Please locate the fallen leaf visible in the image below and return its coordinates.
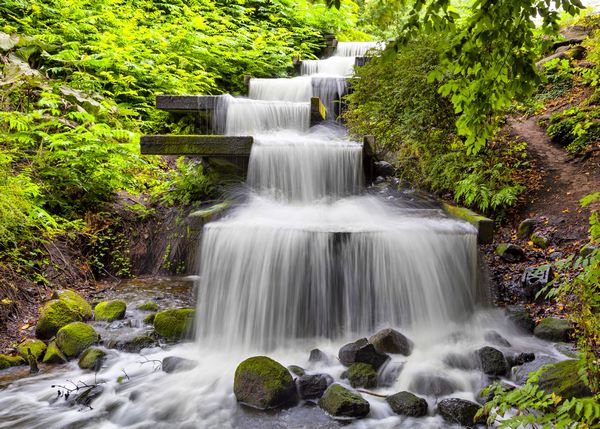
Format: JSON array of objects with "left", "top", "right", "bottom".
[{"left": 20, "top": 323, "right": 30, "bottom": 330}]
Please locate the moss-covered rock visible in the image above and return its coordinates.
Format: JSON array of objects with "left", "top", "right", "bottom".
[
  {"left": 233, "top": 356, "right": 297, "bottom": 409},
  {"left": 538, "top": 360, "right": 592, "bottom": 399},
  {"left": 318, "top": 384, "right": 370, "bottom": 419},
  {"left": 495, "top": 243, "right": 525, "bottom": 262},
  {"left": 94, "top": 300, "right": 127, "bottom": 322},
  {"left": 534, "top": 317, "right": 573, "bottom": 342},
  {"left": 52, "top": 289, "right": 92, "bottom": 319},
  {"left": 153, "top": 308, "right": 195, "bottom": 340},
  {"left": 56, "top": 322, "right": 99, "bottom": 358},
  {"left": 477, "top": 346, "right": 508, "bottom": 376},
  {"left": 438, "top": 398, "right": 484, "bottom": 426},
  {"left": 342, "top": 363, "right": 378, "bottom": 388},
  {"left": 0, "top": 354, "right": 25, "bottom": 370},
  {"left": 35, "top": 299, "right": 82, "bottom": 340},
  {"left": 78, "top": 347, "right": 106, "bottom": 371},
  {"left": 106, "top": 335, "right": 157, "bottom": 353},
  {"left": 505, "top": 305, "right": 534, "bottom": 333},
  {"left": 42, "top": 341, "right": 67, "bottom": 364},
  {"left": 531, "top": 233, "right": 549, "bottom": 249},
  {"left": 17, "top": 339, "right": 46, "bottom": 361},
  {"left": 288, "top": 365, "right": 305, "bottom": 377},
  {"left": 136, "top": 302, "right": 158, "bottom": 312},
  {"left": 386, "top": 391, "right": 428, "bottom": 417},
  {"left": 369, "top": 328, "right": 413, "bottom": 356},
  {"left": 143, "top": 313, "right": 156, "bottom": 325},
  {"left": 517, "top": 218, "right": 537, "bottom": 239}
]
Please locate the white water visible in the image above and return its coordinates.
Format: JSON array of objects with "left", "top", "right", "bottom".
[{"left": 0, "top": 40, "right": 565, "bottom": 429}]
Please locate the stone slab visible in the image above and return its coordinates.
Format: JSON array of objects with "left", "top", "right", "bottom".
[{"left": 140, "top": 135, "right": 253, "bottom": 156}]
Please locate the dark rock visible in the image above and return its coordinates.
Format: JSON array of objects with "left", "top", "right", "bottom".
[
  {"left": 318, "top": 384, "right": 370, "bottom": 419},
  {"left": 297, "top": 373, "right": 333, "bottom": 400},
  {"left": 558, "top": 25, "right": 592, "bottom": 46},
  {"left": 409, "top": 374, "right": 456, "bottom": 396},
  {"left": 580, "top": 244, "right": 598, "bottom": 258},
  {"left": 386, "top": 391, "right": 428, "bottom": 417},
  {"left": 309, "top": 348, "right": 328, "bottom": 363},
  {"left": 537, "top": 51, "right": 569, "bottom": 68},
  {"left": 288, "top": 365, "right": 305, "bottom": 377},
  {"left": 437, "top": 398, "right": 484, "bottom": 427},
  {"left": 369, "top": 328, "right": 413, "bottom": 356},
  {"left": 341, "top": 363, "right": 378, "bottom": 388},
  {"left": 477, "top": 346, "right": 508, "bottom": 376},
  {"left": 513, "top": 355, "right": 559, "bottom": 384},
  {"left": 548, "top": 252, "right": 564, "bottom": 261},
  {"left": 444, "top": 353, "right": 478, "bottom": 370},
  {"left": 531, "top": 233, "right": 549, "bottom": 249},
  {"left": 578, "top": 60, "right": 595, "bottom": 69},
  {"left": 162, "top": 356, "right": 198, "bottom": 374},
  {"left": 233, "top": 356, "right": 297, "bottom": 410},
  {"left": 521, "top": 264, "right": 553, "bottom": 300},
  {"left": 484, "top": 330, "right": 511, "bottom": 348},
  {"left": 567, "top": 45, "right": 587, "bottom": 59},
  {"left": 534, "top": 317, "right": 573, "bottom": 342},
  {"left": 338, "top": 338, "right": 389, "bottom": 369},
  {"left": 538, "top": 360, "right": 592, "bottom": 399},
  {"left": 517, "top": 218, "right": 537, "bottom": 238},
  {"left": 505, "top": 305, "right": 534, "bottom": 333},
  {"left": 506, "top": 352, "right": 535, "bottom": 368},
  {"left": 374, "top": 161, "right": 394, "bottom": 177},
  {"left": 106, "top": 335, "right": 157, "bottom": 353},
  {"left": 495, "top": 243, "right": 525, "bottom": 262},
  {"left": 71, "top": 385, "right": 104, "bottom": 408},
  {"left": 379, "top": 362, "right": 404, "bottom": 387}
]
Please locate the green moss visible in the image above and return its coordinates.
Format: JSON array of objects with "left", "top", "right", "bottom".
[
  {"left": 136, "top": 302, "right": 158, "bottom": 312},
  {"left": 78, "top": 347, "right": 106, "bottom": 371},
  {"left": 56, "top": 322, "right": 99, "bottom": 358},
  {"left": 143, "top": 313, "right": 156, "bottom": 324},
  {"left": 35, "top": 299, "right": 82, "bottom": 340},
  {"left": 94, "top": 300, "right": 127, "bottom": 322},
  {"left": 153, "top": 308, "right": 195, "bottom": 340},
  {"left": 538, "top": 360, "right": 592, "bottom": 399},
  {"left": 52, "top": 289, "right": 92, "bottom": 319},
  {"left": 42, "top": 341, "right": 67, "bottom": 364},
  {"left": 318, "top": 384, "right": 370, "bottom": 419},
  {"left": 288, "top": 365, "right": 305, "bottom": 377},
  {"left": 534, "top": 317, "right": 573, "bottom": 342},
  {"left": 17, "top": 339, "right": 46, "bottom": 361},
  {"left": 342, "top": 363, "right": 378, "bottom": 388},
  {"left": 0, "top": 354, "right": 25, "bottom": 370}
]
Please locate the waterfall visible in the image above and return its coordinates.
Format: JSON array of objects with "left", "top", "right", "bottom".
[{"left": 334, "top": 41, "right": 382, "bottom": 57}]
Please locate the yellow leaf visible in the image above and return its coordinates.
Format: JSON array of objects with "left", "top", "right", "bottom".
[
  {"left": 0, "top": 298, "right": 12, "bottom": 305},
  {"left": 528, "top": 241, "right": 534, "bottom": 246},
  {"left": 562, "top": 208, "right": 570, "bottom": 213},
  {"left": 20, "top": 324, "right": 30, "bottom": 330}
]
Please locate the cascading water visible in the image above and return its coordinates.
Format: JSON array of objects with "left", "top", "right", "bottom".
[{"left": 0, "top": 41, "right": 567, "bottom": 429}]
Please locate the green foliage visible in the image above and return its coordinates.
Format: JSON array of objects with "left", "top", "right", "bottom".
[
  {"left": 344, "top": 36, "right": 525, "bottom": 214},
  {"left": 546, "top": 105, "right": 600, "bottom": 154},
  {"left": 159, "top": 158, "right": 216, "bottom": 207}
]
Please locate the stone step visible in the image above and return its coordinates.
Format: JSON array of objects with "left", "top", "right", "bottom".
[
  {"left": 442, "top": 203, "right": 494, "bottom": 244},
  {"left": 140, "top": 135, "right": 253, "bottom": 156}
]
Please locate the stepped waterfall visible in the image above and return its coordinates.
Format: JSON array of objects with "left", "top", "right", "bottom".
[{"left": 0, "top": 42, "right": 558, "bottom": 429}]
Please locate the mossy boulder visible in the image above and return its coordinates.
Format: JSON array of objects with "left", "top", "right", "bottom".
[
  {"left": 17, "top": 339, "right": 46, "bottom": 361},
  {"left": 136, "top": 302, "right": 158, "bottom": 312},
  {"left": 35, "top": 299, "right": 82, "bottom": 339},
  {"left": 56, "top": 322, "right": 99, "bottom": 358},
  {"left": 495, "top": 243, "right": 525, "bottom": 262},
  {"left": 42, "top": 341, "right": 67, "bottom": 364},
  {"left": 338, "top": 338, "right": 389, "bottom": 369},
  {"left": 386, "top": 391, "right": 428, "bottom": 417},
  {"left": 0, "top": 354, "right": 25, "bottom": 370},
  {"left": 477, "top": 346, "right": 508, "bottom": 376},
  {"left": 342, "top": 363, "right": 378, "bottom": 388},
  {"left": 233, "top": 356, "right": 297, "bottom": 409},
  {"left": 106, "top": 335, "right": 157, "bottom": 353},
  {"left": 52, "top": 289, "right": 92, "bottom": 319},
  {"left": 505, "top": 305, "right": 534, "bottom": 333},
  {"left": 288, "top": 365, "right": 305, "bottom": 377},
  {"left": 94, "top": 300, "right": 127, "bottom": 322},
  {"left": 517, "top": 218, "right": 537, "bottom": 239},
  {"left": 143, "top": 313, "right": 156, "bottom": 325},
  {"left": 538, "top": 360, "right": 592, "bottom": 399},
  {"left": 318, "top": 384, "right": 370, "bottom": 419},
  {"left": 153, "top": 308, "right": 195, "bottom": 340},
  {"left": 78, "top": 347, "right": 106, "bottom": 371},
  {"left": 534, "top": 317, "right": 573, "bottom": 342},
  {"left": 531, "top": 233, "right": 549, "bottom": 249}
]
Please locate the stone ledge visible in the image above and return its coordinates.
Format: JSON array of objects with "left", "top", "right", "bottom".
[
  {"left": 443, "top": 203, "right": 494, "bottom": 244},
  {"left": 140, "top": 135, "right": 253, "bottom": 155}
]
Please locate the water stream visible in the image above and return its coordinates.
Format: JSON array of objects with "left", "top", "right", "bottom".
[{"left": 0, "top": 42, "right": 569, "bottom": 429}]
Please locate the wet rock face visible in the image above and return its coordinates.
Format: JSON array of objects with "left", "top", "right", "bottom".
[
  {"left": 106, "top": 335, "right": 157, "bottom": 353},
  {"left": 444, "top": 352, "right": 478, "bottom": 370},
  {"left": 513, "top": 355, "right": 559, "bottom": 385},
  {"left": 16, "top": 339, "right": 46, "bottom": 361},
  {"left": 484, "top": 330, "right": 511, "bottom": 348},
  {"left": 534, "top": 317, "right": 573, "bottom": 342},
  {"left": 505, "top": 305, "right": 534, "bottom": 333},
  {"left": 341, "top": 362, "right": 378, "bottom": 389},
  {"left": 162, "top": 356, "right": 198, "bottom": 374},
  {"left": 506, "top": 352, "right": 535, "bottom": 369},
  {"left": 78, "top": 347, "right": 106, "bottom": 371},
  {"left": 233, "top": 356, "right": 297, "bottom": 410},
  {"left": 477, "top": 346, "right": 508, "bottom": 377},
  {"left": 369, "top": 328, "right": 413, "bottom": 356},
  {"left": 374, "top": 161, "right": 395, "bottom": 178},
  {"left": 318, "top": 384, "right": 370, "bottom": 420},
  {"left": 517, "top": 218, "right": 537, "bottom": 239},
  {"left": 338, "top": 338, "right": 389, "bottom": 369},
  {"left": 153, "top": 308, "right": 195, "bottom": 341},
  {"left": 437, "top": 398, "right": 483, "bottom": 427},
  {"left": 409, "top": 374, "right": 456, "bottom": 396},
  {"left": 42, "top": 341, "right": 67, "bottom": 364},
  {"left": 308, "top": 348, "right": 328, "bottom": 363},
  {"left": 51, "top": 289, "right": 93, "bottom": 320},
  {"left": 386, "top": 391, "right": 428, "bottom": 417},
  {"left": 297, "top": 374, "right": 333, "bottom": 400}
]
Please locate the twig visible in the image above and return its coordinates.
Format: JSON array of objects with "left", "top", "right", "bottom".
[{"left": 356, "top": 389, "right": 388, "bottom": 398}]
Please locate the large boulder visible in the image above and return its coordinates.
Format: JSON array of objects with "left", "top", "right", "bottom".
[
  {"left": 534, "top": 317, "right": 573, "bottom": 342},
  {"left": 153, "top": 308, "right": 195, "bottom": 340},
  {"left": 94, "top": 300, "right": 127, "bottom": 322},
  {"left": 35, "top": 300, "right": 82, "bottom": 339},
  {"left": 318, "top": 384, "right": 370, "bottom": 419},
  {"left": 338, "top": 338, "right": 389, "bottom": 369},
  {"left": 233, "top": 356, "right": 297, "bottom": 409},
  {"left": 495, "top": 243, "right": 525, "bottom": 262},
  {"left": 42, "top": 341, "right": 67, "bottom": 364},
  {"left": 342, "top": 363, "right": 378, "bottom": 388},
  {"left": 369, "top": 328, "right": 413, "bottom": 356},
  {"left": 386, "top": 391, "right": 428, "bottom": 417},
  {"left": 0, "top": 354, "right": 24, "bottom": 370},
  {"left": 538, "top": 360, "right": 592, "bottom": 399},
  {"left": 309, "top": 348, "right": 329, "bottom": 363},
  {"left": 505, "top": 305, "right": 534, "bottom": 333},
  {"left": 17, "top": 339, "right": 46, "bottom": 361},
  {"left": 162, "top": 356, "right": 198, "bottom": 374},
  {"left": 55, "top": 322, "right": 99, "bottom": 358},
  {"left": 477, "top": 346, "right": 508, "bottom": 377},
  {"left": 409, "top": 374, "right": 456, "bottom": 396},
  {"left": 78, "top": 347, "right": 106, "bottom": 371},
  {"left": 51, "top": 289, "right": 92, "bottom": 320},
  {"left": 437, "top": 398, "right": 483, "bottom": 427},
  {"left": 287, "top": 365, "right": 305, "bottom": 377},
  {"left": 297, "top": 373, "right": 333, "bottom": 400}
]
